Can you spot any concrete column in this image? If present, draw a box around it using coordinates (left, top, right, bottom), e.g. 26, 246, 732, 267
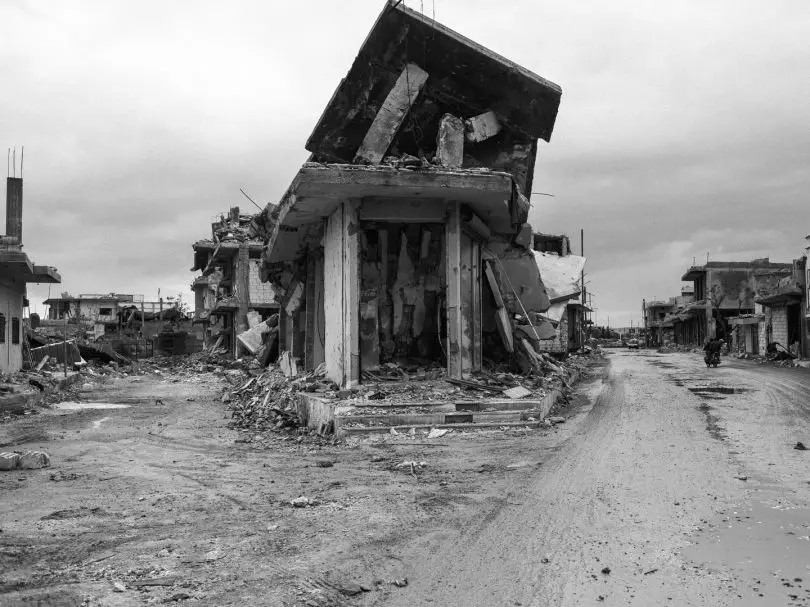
5, 178, 22, 244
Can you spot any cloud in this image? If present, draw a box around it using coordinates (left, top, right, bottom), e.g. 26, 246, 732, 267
3, 0, 808, 328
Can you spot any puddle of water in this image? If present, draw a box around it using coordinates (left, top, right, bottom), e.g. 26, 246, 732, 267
683, 501, 810, 605
54, 402, 131, 411
688, 386, 749, 395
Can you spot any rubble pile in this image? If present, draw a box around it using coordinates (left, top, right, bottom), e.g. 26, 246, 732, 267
226, 364, 334, 432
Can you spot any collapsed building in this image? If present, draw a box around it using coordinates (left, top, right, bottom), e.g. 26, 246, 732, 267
0, 176, 61, 373
191, 206, 279, 356
254, 1, 582, 388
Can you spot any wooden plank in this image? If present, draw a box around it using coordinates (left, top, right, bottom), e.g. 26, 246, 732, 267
495, 307, 514, 353
324, 206, 344, 385
435, 113, 464, 168
343, 200, 361, 386
445, 201, 463, 379
484, 262, 505, 308
354, 63, 429, 164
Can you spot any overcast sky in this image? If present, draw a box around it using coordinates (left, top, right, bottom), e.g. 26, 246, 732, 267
2, 0, 808, 327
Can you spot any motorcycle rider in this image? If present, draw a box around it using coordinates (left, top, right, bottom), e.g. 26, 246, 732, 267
704, 336, 722, 365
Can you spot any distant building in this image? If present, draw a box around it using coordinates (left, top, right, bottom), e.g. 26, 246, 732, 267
43, 293, 174, 338
190, 206, 278, 356
677, 259, 793, 346
0, 176, 60, 373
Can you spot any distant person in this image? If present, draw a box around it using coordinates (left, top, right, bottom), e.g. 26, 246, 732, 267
704, 337, 722, 355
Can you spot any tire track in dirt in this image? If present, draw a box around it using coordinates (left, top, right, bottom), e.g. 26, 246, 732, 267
376, 352, 746, 606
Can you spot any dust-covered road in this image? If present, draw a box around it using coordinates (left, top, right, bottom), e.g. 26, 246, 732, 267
382, 350, 810, 607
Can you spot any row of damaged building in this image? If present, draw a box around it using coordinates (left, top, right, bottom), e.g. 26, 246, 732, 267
192, 1, 588, 388
644, 251, 809, 359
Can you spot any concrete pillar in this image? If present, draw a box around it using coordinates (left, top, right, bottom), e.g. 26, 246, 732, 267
5, 178, 22, 244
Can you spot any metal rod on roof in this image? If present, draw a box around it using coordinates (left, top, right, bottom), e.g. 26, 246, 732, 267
239, 188, 263, 212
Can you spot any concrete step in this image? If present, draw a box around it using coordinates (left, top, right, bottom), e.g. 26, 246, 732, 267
339, 419, 544, 436
334, 409, 543, 435
345, 398, 550, 412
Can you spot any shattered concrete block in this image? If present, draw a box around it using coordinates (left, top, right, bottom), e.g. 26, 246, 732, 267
465, 110, 502, 143
0, 452, 20, 471
18, 450, 50, 469
246, 310, 262, 328
236, 322, 270, 355
435, 114, 464, 168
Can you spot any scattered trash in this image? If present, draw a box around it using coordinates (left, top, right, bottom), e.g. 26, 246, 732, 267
548, 416, 566, 425
601, 567, 611, 575
390, 578, 408, 588
315, 460, 334, 468
795, 442, 807, 451
112, 581, 126, 593
735, 476, 749, 481
643, 568, 658, 576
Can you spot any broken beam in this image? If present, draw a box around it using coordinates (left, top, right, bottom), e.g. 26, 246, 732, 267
354, 63, 429, 164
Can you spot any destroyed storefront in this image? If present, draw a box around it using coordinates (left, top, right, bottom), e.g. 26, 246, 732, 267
259, 1, 566, 388
678, 259, 794, 345
0, 177, 61, 374
191, 206, 279, 357
752, 257, 807, 358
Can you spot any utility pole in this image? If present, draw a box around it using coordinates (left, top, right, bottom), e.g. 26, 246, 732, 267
642, 299, 648, 347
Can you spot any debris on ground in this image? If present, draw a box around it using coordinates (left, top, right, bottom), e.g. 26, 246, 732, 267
794, 442, 807, 451
291, 496, 316, 508
0, 450, 50, 471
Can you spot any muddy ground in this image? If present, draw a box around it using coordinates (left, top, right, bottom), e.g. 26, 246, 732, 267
4, 350, 810, 606
0, 360, 603, 606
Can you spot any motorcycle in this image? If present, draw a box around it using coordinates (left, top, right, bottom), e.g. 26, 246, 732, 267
704, 351, 720, 368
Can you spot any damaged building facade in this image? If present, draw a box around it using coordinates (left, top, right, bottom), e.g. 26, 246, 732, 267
673, 259, 794, 346
0, 176, 60, 374
191, 207, 278, 356
257, 2, 580, 387
727, 257, 808, 358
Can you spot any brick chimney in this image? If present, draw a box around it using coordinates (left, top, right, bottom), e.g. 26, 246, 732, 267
4, 177, 22, 245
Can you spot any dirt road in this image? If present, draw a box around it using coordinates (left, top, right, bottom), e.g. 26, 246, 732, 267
378, 350, 810, 607
2, 352, 810, 606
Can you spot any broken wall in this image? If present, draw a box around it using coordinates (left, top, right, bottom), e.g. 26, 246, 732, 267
359, 222, 446, 370
0, 279, 24, 374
